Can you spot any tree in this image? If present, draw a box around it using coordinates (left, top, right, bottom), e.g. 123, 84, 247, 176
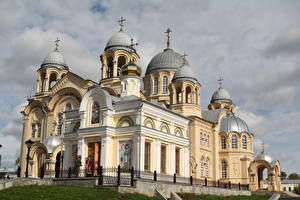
294, 185, 300, 195
288, 173, 300, 180
281, 171, 287, 180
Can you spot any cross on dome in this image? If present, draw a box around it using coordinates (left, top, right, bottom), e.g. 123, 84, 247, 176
118, 17, 126, 31
165, 28, 172, 49
218, 77, 224, 88
129, 38, 138, 61
182, 52, 188, 64
261, 141, 266, 154
54, 37, 60, 51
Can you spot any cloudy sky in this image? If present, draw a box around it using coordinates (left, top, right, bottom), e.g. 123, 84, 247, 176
0, 0, 299, 174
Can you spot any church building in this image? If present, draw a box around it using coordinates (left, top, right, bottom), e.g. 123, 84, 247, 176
19, 18, 282, 191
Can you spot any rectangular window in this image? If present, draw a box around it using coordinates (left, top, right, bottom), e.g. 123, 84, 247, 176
144, 142, 151, 171
31, 124, 36, 138
154, 78, 158, 94
37, 124, 41, 137
160, 145, 166, 173
221, 136, 226, 149
175, 147, 180, 174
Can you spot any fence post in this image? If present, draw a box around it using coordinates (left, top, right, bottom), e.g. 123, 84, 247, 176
190, 176, 193, 185
99, 166, 103, 185
218, 180, 220, 188
239, 182, 241, 190
173, 173, 176, 183
68, 167, 71, 178
117, 165, 121, 186
205, 178, 207, 186
229, 181, 231, 189
130, 166, 134, 186
154, 170, 157, 181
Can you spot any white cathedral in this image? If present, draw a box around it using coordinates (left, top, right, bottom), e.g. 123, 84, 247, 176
19, 18, 282, 191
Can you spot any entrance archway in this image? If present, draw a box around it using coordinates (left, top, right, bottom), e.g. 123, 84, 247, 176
30, 143, 48, 178
55, 152, 64, 178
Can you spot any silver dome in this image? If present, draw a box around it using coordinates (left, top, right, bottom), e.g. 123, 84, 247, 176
220, 115, 250, 133
105, 31, 132, 52
146, 48, 186, 75
172, 64, 198, 83
256, 153, 272, 163
43, 133, 62, 153
211, 87, 232, 103
41, 50, 68, 70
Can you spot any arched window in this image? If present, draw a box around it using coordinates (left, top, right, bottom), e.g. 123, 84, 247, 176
146, 79, 151, 96
205, 158, 209, 177
117, 116, 134, 128
200, 157, 205, 177
144, 118, 155, 129
242, 135, 247, 149
185, 86, 192, 103
37, 124, 41, 137
154, 77, 158, 94
49, 73, 57, 89
221, 136, 226, 149
107, 56, 114, 78
162, 76, 168, 93
91, 101, 100, 124
65, 103, 72, 111
160, 123, 170, 133
221, 160, 227, 178
57, 113, 63, 135
117, 56, 126, 76
31, 124, 36, 138
176, 87, 182, 104
41, 73, 46, 92
232, 135, 237, 149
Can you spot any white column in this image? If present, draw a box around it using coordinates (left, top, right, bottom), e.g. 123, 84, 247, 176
140, 136, 145, 171
155, 139, 161, 173
78, 138, 87, 169
183, 146, 190, 177
63, 141, 72, 170
101, 135, 112, 167
169, 143, 175, 174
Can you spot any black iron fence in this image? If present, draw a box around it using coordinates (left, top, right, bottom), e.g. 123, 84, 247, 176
40, 166, 249, 190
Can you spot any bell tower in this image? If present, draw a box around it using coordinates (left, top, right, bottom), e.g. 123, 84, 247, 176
100, 17, 139, 96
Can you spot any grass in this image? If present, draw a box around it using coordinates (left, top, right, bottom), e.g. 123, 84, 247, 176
179, 193, 271, 200
0, 185, 159, 200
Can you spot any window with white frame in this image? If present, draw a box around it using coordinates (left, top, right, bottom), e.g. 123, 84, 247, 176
242, 135, 247, 149
221, 160, 227, 178
154, 77, 158, 94
221, 136, 226, 149
232, 135, 237, 149
163, 76, 168, 93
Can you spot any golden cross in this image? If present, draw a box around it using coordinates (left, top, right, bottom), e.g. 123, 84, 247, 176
54, 37, 60, 51
165, 28, 172, 49
118, 17, 126, 31
218, 77, 224, 87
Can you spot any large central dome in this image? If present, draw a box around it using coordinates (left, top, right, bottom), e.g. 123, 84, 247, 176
220, 115, 251, 133
105, 31, 132, 52
146, 48, 185, 75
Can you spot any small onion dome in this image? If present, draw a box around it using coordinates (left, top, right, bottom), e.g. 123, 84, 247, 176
172, 64, 198, 83
43, 132, 62, 153
220, 114, 250, 133
146, 48, 187, 75
105, 31, 133, 52
255, 152, 272, 163
41, 50, 68, 70
121, 62, 142, 76
210, 87, 232, 104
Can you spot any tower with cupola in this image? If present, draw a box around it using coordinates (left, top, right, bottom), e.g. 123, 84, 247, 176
36, 38, 69, 97
100, 17, 140, 96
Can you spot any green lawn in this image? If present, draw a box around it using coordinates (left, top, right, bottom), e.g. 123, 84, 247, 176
179, 193, 271, 200
0, 185, 158, 200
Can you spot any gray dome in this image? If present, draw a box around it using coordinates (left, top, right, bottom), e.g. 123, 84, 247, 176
256, 153, 272, 163
220, 115, 250, 133
146, 48, 186, 75
43, 133, 62, 153
173, 64, 198, 83
41, 50, 68, 70
105, 31, 132, 52
211, 87, 232, 104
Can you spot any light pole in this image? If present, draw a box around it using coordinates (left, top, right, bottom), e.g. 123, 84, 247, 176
25, 139, 34, 178
0, 144, 2, 168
